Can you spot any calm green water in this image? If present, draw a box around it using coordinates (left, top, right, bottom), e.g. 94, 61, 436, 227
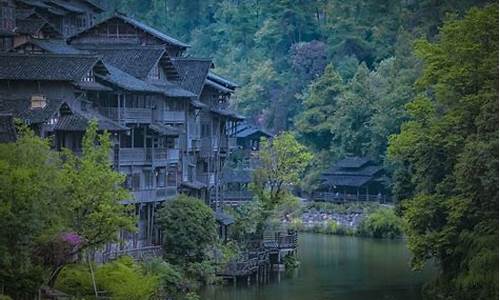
202, 233, 435, 300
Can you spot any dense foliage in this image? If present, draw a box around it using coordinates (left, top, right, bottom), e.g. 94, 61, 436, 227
387, 5, 498, 299
357, 208, 403, 239
251, 132, 313, 210
0, 122, 134, 298
157, 195, 218, 264
56, 256, 158, 299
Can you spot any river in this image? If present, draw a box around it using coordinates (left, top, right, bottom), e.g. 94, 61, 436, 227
201, 233, 435, 300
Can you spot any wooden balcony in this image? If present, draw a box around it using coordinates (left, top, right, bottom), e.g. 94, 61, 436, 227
167, 149, 180, 162
162, 111, 185, 123
131, 186, 177, 203
119, 148, 151, 165
99, 107, 153, 123
118, 148, 173, 166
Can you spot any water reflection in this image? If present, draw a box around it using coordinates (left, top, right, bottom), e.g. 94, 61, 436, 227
202, 233, 435, 300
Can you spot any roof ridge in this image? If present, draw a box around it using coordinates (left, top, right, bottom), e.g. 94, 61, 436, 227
0, 52, 101, 58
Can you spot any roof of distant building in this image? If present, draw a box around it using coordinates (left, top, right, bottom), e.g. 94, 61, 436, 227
0, 53, 101, 81
68, 13, 189, 48
171, 57, 212, 97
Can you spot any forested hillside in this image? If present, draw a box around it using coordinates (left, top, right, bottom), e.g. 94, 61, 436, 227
106, 0, 491, 164
104, 2, 498, 299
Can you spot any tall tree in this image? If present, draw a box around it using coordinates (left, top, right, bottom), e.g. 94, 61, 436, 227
295, 64, 343, 151
251, 132, 313, 210
0, 126, 66, 298
387, 5, 498, 299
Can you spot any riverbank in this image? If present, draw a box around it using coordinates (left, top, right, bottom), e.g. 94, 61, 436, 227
282, 201, 404, 238
201, 233, 435, 300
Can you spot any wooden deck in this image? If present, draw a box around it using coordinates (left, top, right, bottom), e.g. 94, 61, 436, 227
217, 231, 298, 281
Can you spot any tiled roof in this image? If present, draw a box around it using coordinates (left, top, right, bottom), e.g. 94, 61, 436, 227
334, 156, 370, 169
205, 79, 233, 94
181, 180, 207, 190
207, 71, 239, 88
54, 109, 127, 132
14, 19, 46, 35
97, 63, 164, 94
74, 80, 112, 91
16, 8, 37, 19
0, 114, 17, 143
75, 44, 166, 79
116, 13, 189, 48
0, 53, 100, 81
80, 0, 104, 12
152, 81, 196, 98
69, 13, 189, 48
191, 100, 207, 109
171, 57, 212, 97
24, 39, 85, 54
0, 96, 63, 124
235, 122, 272, 138
319, 157, 385, 188
149, 123, 181, 136
210, 107, 245, 120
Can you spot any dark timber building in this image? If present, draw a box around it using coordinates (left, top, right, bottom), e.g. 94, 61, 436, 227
0, 1, 248, 255
313, 156, 390, 202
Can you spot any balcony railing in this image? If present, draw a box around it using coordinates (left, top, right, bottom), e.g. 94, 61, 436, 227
119, 148, 150, 165
131, 186, 177, 203
162, 111, 185, 123
119, 148, 171, 166
167, 149, 180, 162
99, 107, 153, 123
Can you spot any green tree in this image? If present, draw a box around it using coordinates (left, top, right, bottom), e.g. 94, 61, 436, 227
157, 195, 218, 264
61, 121, 134, 249
251, 132, 312, 211
52, 121, 135, 285
387, 5, 498, 299
0, 125, 66, 298
296, 64, 344, 151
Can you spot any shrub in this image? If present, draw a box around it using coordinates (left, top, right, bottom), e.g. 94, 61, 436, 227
142, 258, 184, 297
55, 263, 94, 297
95, 256, 158, 300
56, 256, 158, 300
157, 195, 218, 264
357, 208, 403, 239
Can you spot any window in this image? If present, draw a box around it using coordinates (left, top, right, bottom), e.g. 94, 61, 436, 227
31, 95, 47, 109
132, 173, 141, 191
120, 133, 132, 148
201, 123, 210, 137
156, 168, 166, 187
133, 127, 144, 148
144, 170, 154, 189
167, 166, 177, 186
82, 70, 94, 82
